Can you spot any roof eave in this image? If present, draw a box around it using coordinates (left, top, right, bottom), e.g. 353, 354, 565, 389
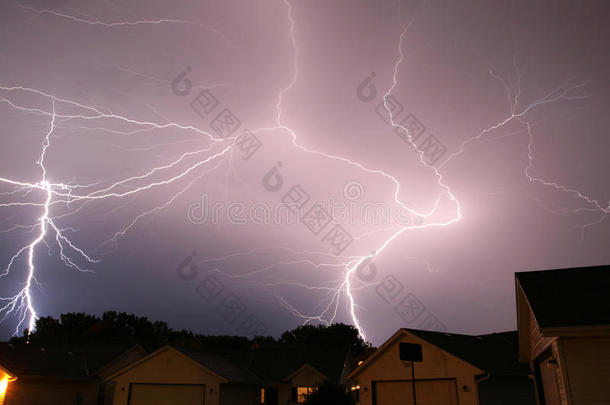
0, 363, 15, 378
346, 329, 485, 380
282, 363, 327, 382
540, 325, 610, 337
515, 279, 532, 363
104, 345, 229, 383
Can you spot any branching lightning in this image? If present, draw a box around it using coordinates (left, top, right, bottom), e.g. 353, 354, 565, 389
1, 1, 605, 341
0, 85, 233, 334
17, 5, 197, 27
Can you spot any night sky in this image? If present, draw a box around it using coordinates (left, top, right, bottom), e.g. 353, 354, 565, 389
1, 0, 609, 345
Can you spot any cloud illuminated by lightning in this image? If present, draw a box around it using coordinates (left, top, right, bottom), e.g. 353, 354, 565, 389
0, 84, 233, 334
0, 0, 604, 343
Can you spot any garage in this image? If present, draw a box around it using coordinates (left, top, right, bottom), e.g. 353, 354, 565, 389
373, 379, 458, 405
128, 383, 205, 405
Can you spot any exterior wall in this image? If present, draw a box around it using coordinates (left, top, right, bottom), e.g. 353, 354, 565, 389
266, 366, 327, 405
560, 336, 610, 405
107, 348, 224, 405
265, 384, 312, 405
4, 376, 99, 405
552, 341, 570, 405
525, 302, 570, 405
349, 333, 482, 405
531, 337, 569, 405
524, 299, 570, 405
289, 367, 325, 387
277, 385, 291, 405
219, 383, 260, 405
477, 376, 536, 405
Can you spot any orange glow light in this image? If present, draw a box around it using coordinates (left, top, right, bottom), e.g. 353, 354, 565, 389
0, 377, 8, 404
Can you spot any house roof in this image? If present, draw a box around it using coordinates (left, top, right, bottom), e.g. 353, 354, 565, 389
104, 345, 229, 382
246, 346, 349, 384
516, 264, 610, 329
348, 328, 527, 380
200, 345, 349, 383
0, 340, 348, 385
0, 342, 90, 379
404, 329, 529, 376
175, 347, 263, 385
94, 344, 147, 378
0, 342, 148, 380
282, 364, 327, 382
105, 345, 346, 385
168, 345, 351, 384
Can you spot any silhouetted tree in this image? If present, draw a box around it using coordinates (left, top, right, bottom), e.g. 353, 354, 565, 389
9, 312, 368, 356
280, 323, 370, 355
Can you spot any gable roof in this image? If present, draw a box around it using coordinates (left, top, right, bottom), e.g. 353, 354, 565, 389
405, 329, 528, 376
347, 328, 527, 380
516, 264, 610, 330
105, 345, 229, 382
0, 342, 92, 380
0, 340, 349, 386
282, 363, 327, 382
176, 347, 263, 385
246, 346, 349, 384
94, 344, 147, 378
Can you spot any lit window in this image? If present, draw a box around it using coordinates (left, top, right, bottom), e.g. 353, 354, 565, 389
260, 388, 265, 404
297, 387, 317, 403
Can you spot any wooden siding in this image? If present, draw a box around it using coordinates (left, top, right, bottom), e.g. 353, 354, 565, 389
525, 302, 569, 405
529, 307, 554, 360
560, 337, 610, 405
349, 331, 481, 405
107, 347, 225, 405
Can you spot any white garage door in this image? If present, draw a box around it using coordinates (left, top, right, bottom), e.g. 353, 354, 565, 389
374, 379, 457, 405
129, 383, 205, 405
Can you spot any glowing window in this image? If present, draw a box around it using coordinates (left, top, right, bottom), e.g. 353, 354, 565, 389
296, 386, 317, 403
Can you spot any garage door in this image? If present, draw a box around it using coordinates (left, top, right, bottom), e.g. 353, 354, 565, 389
374, 379, 458, 405
128, 383, 205, 405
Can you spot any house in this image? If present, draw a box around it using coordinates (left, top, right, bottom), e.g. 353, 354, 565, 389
105, 345, 350, 405
515, 264, 610, 405
0, 363, 16, 405
346, 328, 536, 405
0, 342, 146, 405
105, 345, 263, 405
0, 342, 350, 405
247, 346, 349, 404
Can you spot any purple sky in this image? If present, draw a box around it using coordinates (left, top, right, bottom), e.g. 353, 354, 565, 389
1, 0, 609, 344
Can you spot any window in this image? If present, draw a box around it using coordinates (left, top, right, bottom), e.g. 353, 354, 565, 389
260, 388, 265, 404
295, 387, 317, 403
350, 385, 360, 403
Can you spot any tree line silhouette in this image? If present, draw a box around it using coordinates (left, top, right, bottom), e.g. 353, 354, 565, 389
10, 311, 370, 355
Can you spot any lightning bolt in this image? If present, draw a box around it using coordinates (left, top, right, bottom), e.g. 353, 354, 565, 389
246, 1, 601, 340
15, 4, 235, 47
0, 99, 97, 335
0, 83, 234, 334
245, 3, 462, 340
17, 5, 196, 26
1, 1, 603, 343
